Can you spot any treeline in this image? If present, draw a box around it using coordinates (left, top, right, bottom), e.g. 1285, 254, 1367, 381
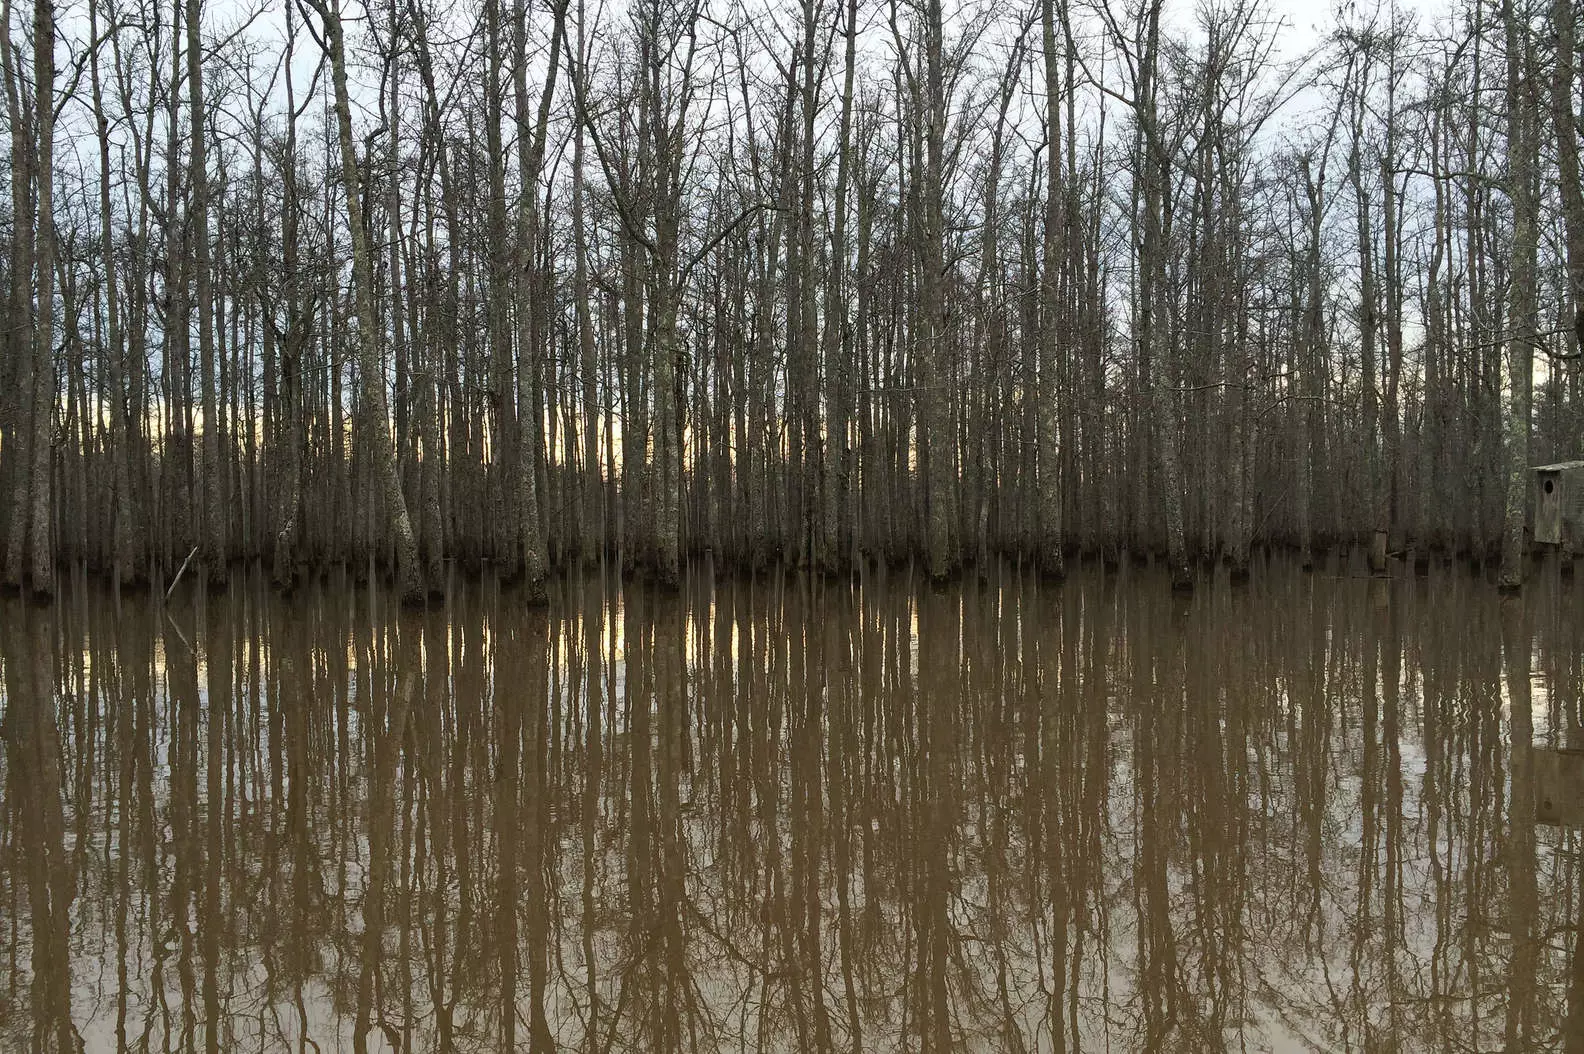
0, 0, 1577, 599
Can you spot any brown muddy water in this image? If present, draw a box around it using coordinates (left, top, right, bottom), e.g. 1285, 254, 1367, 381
1, 559, 1582, 1052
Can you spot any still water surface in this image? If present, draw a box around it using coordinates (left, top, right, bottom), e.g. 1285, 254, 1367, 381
1, 561, 1582, 1052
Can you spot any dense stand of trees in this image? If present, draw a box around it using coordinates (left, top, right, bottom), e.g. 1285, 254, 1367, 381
1, 0, 1581, 599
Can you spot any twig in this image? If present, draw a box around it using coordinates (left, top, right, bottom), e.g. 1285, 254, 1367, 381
165, 546, 199, 603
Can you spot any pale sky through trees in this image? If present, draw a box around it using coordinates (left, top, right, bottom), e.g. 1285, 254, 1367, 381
0, 0, 1570, 595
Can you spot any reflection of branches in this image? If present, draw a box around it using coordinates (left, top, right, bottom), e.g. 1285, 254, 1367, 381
11, 570, 1584, 1052
684, 897, 771, 975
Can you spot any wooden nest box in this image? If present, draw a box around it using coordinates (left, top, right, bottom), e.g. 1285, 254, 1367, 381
1533, 461, 1584, 546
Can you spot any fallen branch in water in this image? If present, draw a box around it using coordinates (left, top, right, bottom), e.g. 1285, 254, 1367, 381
165, 546, 199, 603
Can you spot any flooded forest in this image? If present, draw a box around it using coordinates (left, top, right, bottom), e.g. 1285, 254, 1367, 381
7, 0, 1584, 1048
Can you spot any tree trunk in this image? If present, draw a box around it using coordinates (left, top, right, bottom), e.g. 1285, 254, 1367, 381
1498, 0, 1536, 591
25, 0, 57, 596
187, 0, 224, 583
921, 0, 956, 581
310, 0, 424, 602
512, 0, 565, 601
1039, 0, 1067, 580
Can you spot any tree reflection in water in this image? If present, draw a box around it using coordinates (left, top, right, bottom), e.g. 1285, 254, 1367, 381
1, 560, 1581, 1052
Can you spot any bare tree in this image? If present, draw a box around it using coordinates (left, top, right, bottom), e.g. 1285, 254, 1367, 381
300, 0, 424, 602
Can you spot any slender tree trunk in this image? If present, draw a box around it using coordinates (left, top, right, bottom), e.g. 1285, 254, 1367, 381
1557, 0, 1584, 355
1135, 0, 1188, 589
25, 0, 57, 596
511, 0, 565, 601
187, 0, 223, 582
273, 4, 306, 587
821, 0, 858, 570
1040, 0, 1066, 579
1499, 0, 1536, 590
89, 0, 140, 584
920, 0, 956, 581
573, 0, 602, 564
309, 0, 424, 602
0, 0, 30, 591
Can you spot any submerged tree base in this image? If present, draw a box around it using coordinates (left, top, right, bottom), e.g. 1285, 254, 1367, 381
25, 531, 1578, 606
0, 580, 56, 607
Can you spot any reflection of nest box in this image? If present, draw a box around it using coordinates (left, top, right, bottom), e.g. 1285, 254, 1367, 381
1532, 462, 1584, 547
1535, 748, 1584, 826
